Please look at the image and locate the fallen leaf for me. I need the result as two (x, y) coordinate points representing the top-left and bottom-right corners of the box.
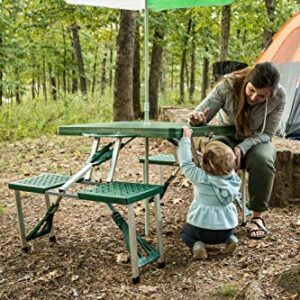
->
(116, 253), (130, 264)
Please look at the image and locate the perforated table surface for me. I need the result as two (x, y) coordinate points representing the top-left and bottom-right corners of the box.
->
(58, 121), (236, 139)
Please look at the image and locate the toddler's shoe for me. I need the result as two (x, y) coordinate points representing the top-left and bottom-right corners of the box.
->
(193, 241), (207, 260)
(222, 235), (238, 254)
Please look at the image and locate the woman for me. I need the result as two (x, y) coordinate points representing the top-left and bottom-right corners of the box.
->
(189, 62), (286, 239)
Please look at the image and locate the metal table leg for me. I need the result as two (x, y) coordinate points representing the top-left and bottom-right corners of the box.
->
(127, 204), (140, 283)
(14, 190), (29, 252)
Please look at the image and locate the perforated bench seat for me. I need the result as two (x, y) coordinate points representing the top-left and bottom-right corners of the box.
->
(78, 181), (163, 205)
(8, 173), (72, 194)
(139, 154), (178, 166)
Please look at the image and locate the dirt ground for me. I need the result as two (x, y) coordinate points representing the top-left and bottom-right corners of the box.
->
(0, 135), (299, 300)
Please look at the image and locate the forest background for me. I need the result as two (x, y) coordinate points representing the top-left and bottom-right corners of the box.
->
(0, 0), (299, 142)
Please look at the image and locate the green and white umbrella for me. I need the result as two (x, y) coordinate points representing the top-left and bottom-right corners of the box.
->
(65, 0), (234, 122)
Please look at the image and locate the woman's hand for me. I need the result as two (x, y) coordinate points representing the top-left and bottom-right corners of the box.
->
(188, 107), (209, 125)
(182, 126), (193, 138)
(234, 146), (242, 170)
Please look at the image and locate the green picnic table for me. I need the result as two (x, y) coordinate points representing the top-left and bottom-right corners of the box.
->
(57, 121), (236, 138)
(9, 121), (236, 283)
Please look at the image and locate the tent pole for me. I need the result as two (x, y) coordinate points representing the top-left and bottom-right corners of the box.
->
(144, 2), (149, 124)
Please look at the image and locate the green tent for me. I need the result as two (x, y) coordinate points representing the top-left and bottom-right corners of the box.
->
(65, 0), (235, 121)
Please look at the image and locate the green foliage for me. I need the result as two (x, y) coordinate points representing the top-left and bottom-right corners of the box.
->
(0, 93), (113, 142)
(0, 0), (299, 142)
(218, 283), (237, 297)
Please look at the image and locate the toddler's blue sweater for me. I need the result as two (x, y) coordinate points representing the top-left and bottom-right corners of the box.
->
(178, 137), (241, 230)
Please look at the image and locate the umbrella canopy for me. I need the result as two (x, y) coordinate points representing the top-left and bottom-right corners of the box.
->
(65, 0), (234, 11)
(65, 0), (235, 122)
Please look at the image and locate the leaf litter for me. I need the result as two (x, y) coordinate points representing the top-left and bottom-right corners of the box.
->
(0, 135), (299, 299)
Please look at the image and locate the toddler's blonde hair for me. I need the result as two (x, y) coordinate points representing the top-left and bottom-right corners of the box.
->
(202, 141), (236, 176)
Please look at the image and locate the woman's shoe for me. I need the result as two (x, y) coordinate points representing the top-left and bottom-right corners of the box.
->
(248, 217), (269, 239)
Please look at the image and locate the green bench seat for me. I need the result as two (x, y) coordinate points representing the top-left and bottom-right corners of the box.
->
(78, 181), (163, 205)
(139, 154), (178, 166)
(9, 175), (165, 283)
(8, 173), (71, 193)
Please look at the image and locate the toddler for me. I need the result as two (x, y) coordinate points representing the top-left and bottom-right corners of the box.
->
(178, 127), (241, 259)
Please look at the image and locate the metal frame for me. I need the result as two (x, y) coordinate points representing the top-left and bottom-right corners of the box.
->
(12, 136), (165, 282)
(241, 169), (248, 225)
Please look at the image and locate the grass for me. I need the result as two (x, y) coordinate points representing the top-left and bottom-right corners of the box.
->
(0, 92), (113, 142)
(0, 88), (199, 143)
(218, 283), (237, 298)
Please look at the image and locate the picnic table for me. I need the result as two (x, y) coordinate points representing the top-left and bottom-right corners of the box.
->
(9, 121), (235, 283)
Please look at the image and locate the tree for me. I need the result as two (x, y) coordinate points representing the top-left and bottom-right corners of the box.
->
(149, 17), (165, 120)
(263, 0), (276, 49)
(132, 22), (142, 119)
(71, 24), (87, 94)
(113, 10), (136, 121)
(189, 22), (196, 100)
(201, 47), (210, 100)
(219, 5), (231, 61)
(179, 17), (192, 103)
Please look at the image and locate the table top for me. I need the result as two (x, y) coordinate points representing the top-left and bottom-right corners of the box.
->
(57, 121), (236, 139)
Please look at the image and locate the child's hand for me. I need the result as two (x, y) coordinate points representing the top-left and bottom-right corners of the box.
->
(182, 126), (192, 138)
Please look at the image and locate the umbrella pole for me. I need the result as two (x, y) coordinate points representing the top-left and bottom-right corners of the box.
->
(143, 2), (151, 236)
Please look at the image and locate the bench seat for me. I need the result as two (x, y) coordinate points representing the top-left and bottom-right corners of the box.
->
(78, 181), (163, 205)
(139, 154), (178, 166)
(8, 173), (71, 193)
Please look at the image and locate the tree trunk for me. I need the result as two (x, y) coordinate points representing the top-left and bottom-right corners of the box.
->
(71, 24), (87, 94)
(149, 21), (165, 120)
(109, 47), (113, 90)
(48, 64), (57, 100)
(31, 54), (36, 99)
(185, 60), (189, 91)
(91, 46), (98, 96)
(37, 74), (40, 97)
(179, 17), (192, 103)
(15, 69), (21, 104)
(15, 86), (21, 104)
(42, 55), (47, 101)
(133, 23), (142, 119)
(219, 5), (231, 61)
(100, 52), (107, 96)
(160, 58), (166, 94)
(31, 77), (35, 99)
(72, 69), (78, 93)
(189, 24), (196, 100)
(113, 10), (136, 121)
(201, 49), (209, 100)
(62, 26), (67, 94)
(263, 0), (276, 49)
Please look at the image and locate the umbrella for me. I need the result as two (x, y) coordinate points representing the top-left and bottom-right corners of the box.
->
(65, 0), (234, 122)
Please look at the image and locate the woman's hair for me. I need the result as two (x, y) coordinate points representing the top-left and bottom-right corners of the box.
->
(202, 141), (236, 176)
(228, 62), (280, 138)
